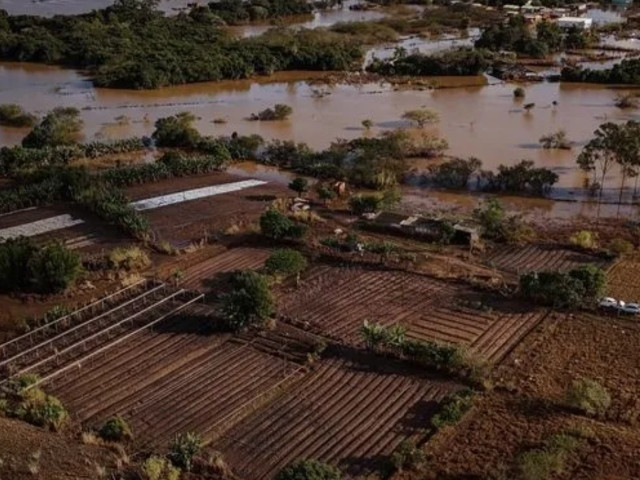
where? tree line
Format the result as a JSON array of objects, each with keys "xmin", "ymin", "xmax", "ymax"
[{"xmin": 0, "ymin": 0, "xmax": 363, "ymax": 89}]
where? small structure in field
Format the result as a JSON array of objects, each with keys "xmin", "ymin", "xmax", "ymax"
[
  {"xmin": 361, "ymin": 212, "xmax": 480, "ymax": 247},
  {"xmin": 556, "ymin": 17, "xmax": 593, "ymax": 29}
]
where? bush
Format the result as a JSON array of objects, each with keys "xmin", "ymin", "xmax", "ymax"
[
  {"xmin": 170, "ymin": 432, "xmax": 202, "ymax": 471},
  {"xmin": 98, "ymin": 416, "xmax": 133, "ymax": 442},
  {"xmin": 431, "ymin": 389, "xmax": 474, "ymax": 429},
  {"xmin": 275, "ymin": 459, "xmax": 342, "ymax": 480},
  {"xmin": 289, "ymin": 177, "xmax": 310, "ymax": 196},
  {"xmin": 367, "ymin": 47, "xmax": 492, "ymax": 76},
  {"xmin": 565, "ymin": 378, "xmax": 611, "ymax": 416},
  {"xmin": 142, "ymin": 456, "xmax": 180, "ymax": 480},
  {"xmin": 22, "ymin": 107, "xmax": 82, "ymax": 148},
  {"xmin": 108, "ymin": 247, "xmax": 151, "ymax": 271},
  {"xmin": 0, "ymin": 239, "xmax": 81, "ymax": 294},
  {"xmin": 27, "ymin": 242, "xmax": 83, "ymax": 294},
  {"xmin": 518, "ymin": 433, "xmax": 581, "ymax": 480},
  {"xmin": 13, "ymin": 388, "xmax": 68, "ymax": 431},
  {"xmin": 265, "ymin": 249, "xmax": 308, "ymax": 278},
  {"xmin": 390, "ymin": 439, "xmax": 425, "ymax": 472},
  {"xmin": 250, "ymin": 104, "xmax": 293, "ymax": 121},
  {"xmin": 519, "ymin": 266, "xmax": 605, "ymax": 309},
  {"xmin": 480, "ymin": 160, "xmax": 558, "ymax": 196},
  {"xmin": 539, "ymin": 130, "xmax": 571, "ymax": 150},
  {"xmin": 152, "ymin": 112, "xmax": 201, "ymax": 148},
  {"xmin": 402, "ymin": 109, "xmax": 439, "ymax": 128},
  {"xmin": 514, "ymin": 87, "xmax": 526, "ymax": 98},
  {"xmin": 260, "ymin": 209, "xmax": 307, "ymax": 240},
  {"xmin": 607, "ymin": 238, "xmax": 634, "ymax": 256},
  {"xmin": 0, "ymin": 104, "xmax": 37, "ymax": 127},
  {"xmin": 349, "ymin": 194, "xmax": 383, "ymax": 215},
  {"xmin": 427, "ymin": 157, "xmax": 482, "ymax": 189},
  {"xmin": 221, "ymin": 271, "xmax": 274, "ymax": 331},
  {"xmin": 569, "ymin": 230, "xmax": 598, "ymax": 251}
]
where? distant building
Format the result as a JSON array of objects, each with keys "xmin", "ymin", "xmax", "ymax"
[{"xmin": 556, "ymin": 16, "xmax": 593, "ymax": 29}]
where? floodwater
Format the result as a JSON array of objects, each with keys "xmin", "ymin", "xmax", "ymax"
[{"xmin": 2, "ymin": 61, "xmax": 640, "ymax": 208}]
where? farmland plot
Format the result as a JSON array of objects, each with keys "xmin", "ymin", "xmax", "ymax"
[
  {"xmin": 606, "ymin": 257, "xmax": 640, "ymax": 301},
  {"xmin": 279, "ymin": 265, "xmax": 547, "ymax": 363},
  {"xmin": 213, "ymin": 350, "xmax": 459, "ymax": 479},
  {"xmin": 484, "ymin": 244, "xmax": 610, "ymax": 275}
]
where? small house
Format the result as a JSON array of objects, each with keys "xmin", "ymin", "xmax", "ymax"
[{"xmin": 556, "ymin": 16, "xmax": 593, "ymax": 29}]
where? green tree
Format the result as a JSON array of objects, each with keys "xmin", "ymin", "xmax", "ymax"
[
  {"xmin": 349, "ymin": 194, "xmax": 383, "ymax": 215},
  {"xmin": 513, "ymin": 87, "xmax": 526, "ymax": 98},
  {"xmin": 22, "ymin": 107, "xmax": 82, "ymax": 148},
  {"xmin": 288, "ymin": 177, "xmax": 309, "ymax": 197},
  {"xmin": 169, "ymin": 432, "xmax": 202, "ymax": 471},
  {"xmin": 361, "ymin": 119, "xmax": 373, "ymax": 130},
  {"xmin": 315, "ymin": 183, "xmax": 337, "ymax": 205},
  {"xmin": 27, "ymin": 242, "xmax": 82, "ymax": 294},
  {"xmin": 152, "ymin": 112, "xmax": 201, "ymax": 148},
  {"xmin": 0, "ymin": 104, "xmax": 37, "ymax": 127},
  {"xmin": 259, "ymin": 209, "xmax": 307, "ymax": 240},
  {"xmin": 275, "ymin": 459, "xmax": 342, "ymax": 480},
  {"xmin": 402, "ymin": 109, "xmax": 439, "ymax": 128},
  {"xmin": 221, "ymin": 271, "xmax": 274, "ymax": 331},
  {"xmin": 265, "ymin": 249, "xmax": 307, "ymax": 279}
]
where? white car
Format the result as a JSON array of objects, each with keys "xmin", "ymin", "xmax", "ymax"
[
  {"xmin": 598, "ymin": 297, "xmax": 619, "ymax": 309},
  {"xmin": 619, "ymin": 303, "xmax": 640, "ymax": 315}
]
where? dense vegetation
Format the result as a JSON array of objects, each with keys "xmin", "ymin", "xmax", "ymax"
[
  {"xmin": 368, "ymin": 47, "xmax": 492, "ymax": 76},
  {"xmin": 0, "ymin": 238, "xmax": 82, "ymax": 294},
  {"xmin": 2, "ymin": 375, "xmax": 68, "ymax": 431},
  {"xmin": 519, "ymin": 265, "xmax": 606, "ymax": 309},
  {"xmin": 476, "ymin": 17, "xmax": 591, "ymax": 57},
  {"xmin": 22, "ymin": 108, "xmax": 83, "ymax": 149},
  {"xmin": 479, "ymin": 160, "xmax": 559, "ymax": 196},
  {"xmin": 276, "ymin": 460, "xmax": 342, "ymax": 480},
  {"xmin": 221, "ymin": 270, "xmax": 275, "ymax": 331},
  {"xmin": 561, "ymin": 58, "xmax": 640, "ymax": 85},
  {"xmin": 207, "ymin": 0, "xmax": 313, "ymax": 25},
  {"xmin": 0, "ymin": 1, "xmax": 363, "ymax": 89},
  {"xmin": 0, "ymin": 104, "xmax": 37, "ymax": 127}
]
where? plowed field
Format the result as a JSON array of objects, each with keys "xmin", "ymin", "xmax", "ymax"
[
  {"xmin": 279, "ymin": 265, "xmax": 547, "ymax": 363},
  {"xmin": 606, "ymin": 257, "xmax": 640, "ymax": 302},
  {"xmin": 484, "ymin": 244, "xmax": 610, "ymax": 275},
  {"xmin": 214, "ymin": 350, "xmax": 459, "ymax": 479}
]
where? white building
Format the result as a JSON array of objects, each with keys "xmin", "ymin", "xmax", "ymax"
[{"xmin": 556, "ymin": 17, "xmax": 593, "ymax": 30}]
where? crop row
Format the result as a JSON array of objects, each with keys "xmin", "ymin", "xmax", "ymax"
[{"xmin": 213, "ymin": 356, "xmax": 457, "ymax": 479}]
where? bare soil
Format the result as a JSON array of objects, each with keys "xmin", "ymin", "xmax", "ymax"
[{"xmin": 410, "ymin": 312, "xmax": 640, "ymax": 480}]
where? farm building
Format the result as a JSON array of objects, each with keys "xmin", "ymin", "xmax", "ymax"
[{"xmin": 361, "ymin": 212, "xmax": 480, "ymax": 247}]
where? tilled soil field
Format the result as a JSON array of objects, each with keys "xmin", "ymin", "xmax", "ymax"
[
  {"xmin": 47, "ymin": 317, "xmax": 315, "ymax": 448},
  {"xmin": 484, "ymin": 244, "xmax": 610, "ymax": 276},
  {"xmin": 279, "ymin": 264, "xmax": 547, "ymax": 363},
  {"xmin": 181, "ymin": 247, "xmax": 272, "ymax": 291},
  {"xmin": 125, "ymin": 173, "xmax": 286, "ymax": 248},
  {"xmin": 415, "ymin": 312, "xmax": 640, "ymax": 480},
  {"xmin": 606, "ymin": 256, "xmax": 640, "ymax": 302},
  {"xmin": 214, "ymin": 349, "xmax": 460, "ymax": 480}
]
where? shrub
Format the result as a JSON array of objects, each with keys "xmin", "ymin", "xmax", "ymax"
[
  {"xmin": 22, "ymin": 107, "xmax": 82, "ymax": 148},
  {"xmin": 390, "ymin": 439, "xmax": 425, "ymax": 471},
  {"xmin": 519, "ymin": 266, "xmax": 605, "ymax": 309},
  {"xmin": 170, "ymin": 432, "xmax": 202, "ymax": 471},
  {"xmin": 480, "ymin": 160, "xmax": 558, "ymax": 196},
  {"xmin": 539, "ymin": 130, "xmax": 571, "ymax": 150},
  {"xmin": 265, "ymin": 249, "xmax": 308, "ymax": 278},
  {"xmin": 260, "ymin": 209, "xmax": 307, "ymax": 240},
  {"xmin": 98, "ymin": 416, "xmax": 133, "ymax": 442},
  {"xmin": 432, "ymin": 389, "xmax": 474, "ymax": 429},
  {"xmin": 362, "ymin": 119, "xmax": 374, "ymax": 130},
  {"xmin": 14, "ymin": 388, "xmax": 68, "ymax": 431},
  {"xmin": 0, "ymin": 104, "xmax": 37, "ymax": 127},
  {"xmin": 569, "ymin": 230, "xmax": 598, "ymax": 251},
  {"xmin": 360, "ymin": 320, "xmax": 389, "ymax": 351},
  {"xmin": 518, "ymin": 433, "xmax": 581, "ymax": 480},
  {"xmin": 275, "ymin": 459, "xmax": 342, "ymax": 480},
  {"xmin": 607, "ymin": 238, "xmax": 634, "ymax": 256},
  {"xmin": 402, "ymin": 109, "xmax": 439, "ymax": 128},
  {"xmin": 250, "ymin": 104, "xmax": 293, "ymax": 121},
  {"xmin": 349, "ymin": 194, "xmax": 383, "ymax": 215},
  {"xmin": 427, "ymin": 157, "xmax": 482, "ymax": 189},
  {"xmin": 565, "ymin": 378, "xmax": 611, "ymax": 416},
  {"xmin": 221, "ymin": 271, "xmax": 274, "ymax": 331},
  {"xmin": 27, "ymin": 242, "xmax": 83, "ymax": 294},
  {"xmin": 108, "ymin": 246, "xmax": 151, "ymax": 271},
  {"xmin": 514, "ymin": 87, "xmax": 526, "ymax": 98},
  {"xmin": 0, "ymin": 239, "xmax": 81, "ymax": 294},
  {"xmin": 142, "ymin": 456, "xmax": 180, "ymax": 480},
  {"xmin": 289, "ymin": 177, "xmax": 310, "ymax": 196},
  {"xmin": 152, "ymin": 112, "xmax": 201, "ymax": 148}
]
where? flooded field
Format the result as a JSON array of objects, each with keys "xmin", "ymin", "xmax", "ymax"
[
  {"xmin": 0, "ymin": 0, "xmax": 207, "ymax": 16},
  {"xmin": 2, "ymin": 62, "xmax": 639, "ymax": 201}
]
